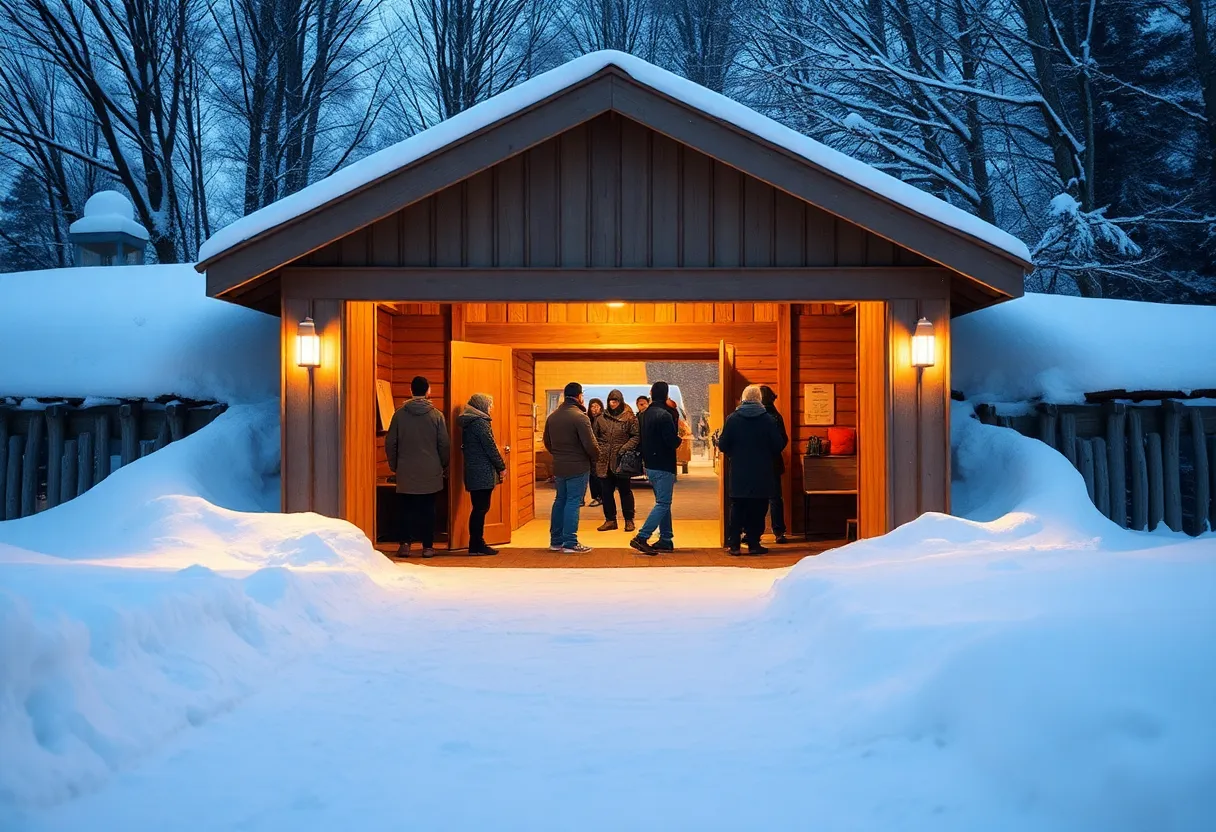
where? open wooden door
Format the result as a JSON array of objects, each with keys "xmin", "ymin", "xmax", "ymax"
[
  {"xmin": 449, "ymin": 341, "xmax": 515, "ymax": 550},
  {"xmin": 718, "ymin": 340, "xmax": 736, "ymax": 547}
]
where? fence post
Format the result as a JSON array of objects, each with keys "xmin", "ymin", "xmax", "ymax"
[
  {"xmin": 94, "ymin": 413, "xmax": 111, "ymax": 485},
  {"xmin": 77, "ymin": 432, "xmax": 93, "ymax": 496},
  {"xmin": 1163, "ymin": 401, "xmax": 1183, "ymax": 532},
  {"xmin": 1092, "ymin": 436, "xmax": 1110, "ymax": 518},
  {"xmin": 1105, "ymin": 403, "xmax": 1127, "ymax": 527},
  {"xmin": 1147, "ymin": 432, "xmax": 1164, "ymax": 531},
  {"xmin": 21, "ymin": 413, "xmax": 44, "ymax": 517},
  {"xmin": 154, "ymin": 418, "xmax": 170, "ymax": 451},
  {"xmin": 1078, "ymin": 438, "xmax": 1096, "ymax": 504},
  {"xmin": 1060, "ymin": 412, "xmax": 1078, "ymax": 468},
  {"xmin": 119, "ymin": 402, "xmax": 141, "ymax": 467},
  {"xmin": 45, "ymin": 404, "xmax": 66, "ymax": 510},
  {"xmin": 1191, "ymin": 409, "xmax": 1210, "ymax": 535},
  {"xmin": 139, "ymin": 440, "xmax": 156, "ymax": 458},
  {"xmin": 5, "ymin": 434, "xmax": 23, "ymax": 520},
  {"xmin": 1128, "ymin": 409, "xmax": 1148, "ymax": 531},
  {"xmin": 1038, "ymin": 403, "xmax": 1058, "ymax": 449},
  {"xmin": 0, "ymin": 410, "xmax": 7, "ymax": 514},
  {"xmin": 61, "ymin": 438, "xmax": 77, "ymax": 504},
  {"xmin": 166, "ymin": 402, "xmax": 186, "ymax": 442}
]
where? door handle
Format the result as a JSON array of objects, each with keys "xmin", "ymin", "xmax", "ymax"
[{"xmin": 504, "ymin": 445, "xmax": 511, "ymax": 453}]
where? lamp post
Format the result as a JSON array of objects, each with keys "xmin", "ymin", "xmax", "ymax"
[
  {"xmin": 911, "ymin": 317, "xmax": 935, "ymax": 369},
  {"xmin": 297, "ymin": 317, "xmax": 321, "ymax": 368}
]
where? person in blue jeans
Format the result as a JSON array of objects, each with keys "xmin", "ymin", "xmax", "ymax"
[
  {"xmin": 631, "ymin": 381, "xmax": 682, "ymax": 555},
  {"xmin": 542, "ymin": 382, "xmax": 600, "ymax": 553}
]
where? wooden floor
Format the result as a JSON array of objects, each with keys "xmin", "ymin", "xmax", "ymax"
[{"xmin": 377, "ymin": 539, "xmax": 843, "ymax": 569}]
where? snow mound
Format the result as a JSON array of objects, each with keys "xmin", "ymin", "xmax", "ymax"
[
  {"xmin": 0, "ymin": 403, "xmax": 412, "ymax": 809},
  {"xmin": 954, "ymin": 293, "xmax": 1216, "ymax": 403},
  {"xmin": 199, "ymin": 51, "xmax": 1029, "ymax": 266},
  {"xmin": 764, "ymin": 402, "xmax": 1216, "ymax": 827},
  {"xmin": 68, "ymin": 191, "xmax": 149, "ymax": 241},
  {"xmin": 0, "ymin": 265, "xmax": 277, "ymax": 403}
]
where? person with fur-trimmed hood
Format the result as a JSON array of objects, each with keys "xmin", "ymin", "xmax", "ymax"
[
  {"xmin": 593, "ymin": 389, "xmax": 640, "ymax": 532},
  {"xmin": 457, "ymin": 393, "xmax": 507, "ymax": 555}
]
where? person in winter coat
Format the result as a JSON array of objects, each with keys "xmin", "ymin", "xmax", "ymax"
[
  {"xmin": 760, "ymin": 385, "xmax": 790, "ymax": 544},
  {"xmin": 630, "ymin": 381, "xmax": 682, "ymax": 555},
  {"xmin": 718, "ymin": 384, "xmax": 788, "ymax": 555},
  {"xmin": 542, "ymin": 382, "xmax": 600, "ymax": 553},
  {"xmin": 593, "ymin": 389, "xmax": 640, "ymax": 532},
  {"xmin": 586, "ymin": 397, "xmax": 605, "ymax": 507},
  {"xmin": 457, "ymin": 393, "xmax": 507, "ymax": 555},
  {"xmin": 385, "ymin": 375, "xmax": 450, "ymax": 558}
]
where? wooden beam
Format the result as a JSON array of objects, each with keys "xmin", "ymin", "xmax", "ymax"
[
  {"xmin": 204, "ymin": 75, "xmax": 616, "ymax": 296},
  {"xmin": 856, "ymin": 302, "xmax": 890, "ymax": 537},
  {"xmin": 281, "ymin": 267, "xmax": 952, "ymax": 302},
  {"xmin": 777, "ymin": 303, "xmax": 795, "ymax": 532},
  {"xmin": 462, "ymin": 321, "xmax": 775, "ymax": 350}
]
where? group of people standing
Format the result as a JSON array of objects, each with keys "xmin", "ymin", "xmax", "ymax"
[
  {"xmin": 384, "ymin": 374, "xmax": 788, "ymax": 559},
  {"xmin": 541, "ymin": 381, "xmax": 682, "ymax": 554}
]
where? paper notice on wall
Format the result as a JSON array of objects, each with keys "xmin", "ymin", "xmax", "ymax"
[{"xmin": 803, "ymin": 383, "xmax": 835, "ymax": 425}]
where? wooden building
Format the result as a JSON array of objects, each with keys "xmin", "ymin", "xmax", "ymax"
[{"xmin": 195, "ymin": 52, "xmax": 1029, "ymax": 549}]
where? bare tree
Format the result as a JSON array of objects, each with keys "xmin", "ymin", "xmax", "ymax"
[
  {"xmin": 662, "ymin": 0, "xmax": 746, "ymax": 92},
  {"xmin": 564, "ymin": 0, "xmax": 663, "ymax": 59}
]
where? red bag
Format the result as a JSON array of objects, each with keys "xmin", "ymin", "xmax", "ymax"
[{"xmin": 828, "ymin": 426, "xmax": 856, "ymax": 455}]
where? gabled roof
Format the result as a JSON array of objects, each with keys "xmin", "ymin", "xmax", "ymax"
[{"xmin": 197, "ymin": 51, "xmax": 1031, "ymax": 301}]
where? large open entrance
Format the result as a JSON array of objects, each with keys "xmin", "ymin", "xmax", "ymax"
[{"xmin": 370, "ymin": 301, "xmax": 860, "ymax": 566}]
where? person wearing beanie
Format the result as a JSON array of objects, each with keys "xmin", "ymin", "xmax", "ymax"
[
  {"xmin": 385, "ymin": 375, "xmax": 450, "ymax": 558},
  {"xmin": 542, "ymin": 381, "xmax": 599, "ymax": 553},
  {"xmin": 592, "ymin": 389, "xmax": 640, "ymax": 532},
  {"xmin": 457, "ymin": 392, "xmax": 507, "ymax": 555},
  {"xmin": 631, "ymin": 380, "xmax": 682, "ymax": 555},
  {"xmin": 760, "ymin": 385, "xmax": 790, "ymax": 544}
]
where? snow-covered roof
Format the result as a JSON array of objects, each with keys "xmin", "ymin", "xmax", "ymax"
[
  {"xmin": 0, "ymin": 265, "xmax": 278, "ymax": 403},
  {"xmin": 69, "ymin": 190, "xmax": 150, "ymax": 241},
  {"xmin": 198, "ymin": 51, "xmax": 1031, "ymax": 266},
  {"xmin": 954, "ymin": 293, "xmax": 1216, "ymax": 403}
]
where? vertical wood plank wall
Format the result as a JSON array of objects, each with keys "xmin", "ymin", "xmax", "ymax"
[
  {"xmin": 792, "ymin": 304, "xmax": 859, "ymax": 535},
  {"xmin": 514, "ymin": 352, "xmax": 536, "ymax": 527}
]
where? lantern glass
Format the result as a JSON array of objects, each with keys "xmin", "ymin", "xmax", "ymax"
[
  {"xmin": 606, "ymin": 301, "xmax": 625, "ymax": 308},
  {"xmin": 911, "ymin": 317, "xmax": 935, "ymax": 368},
  {"xmin": 297, "ymin": 317, "xmax": 321, "ymax": 368}
]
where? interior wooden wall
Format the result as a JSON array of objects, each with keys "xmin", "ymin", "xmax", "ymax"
[
  {"xmin": 514, "ymin": 352, "xmax": 536, "ymax": 527},
  {"xmin": 792, "ymin": 303, "xmax": 858, "ymax": 535},
  {"xmin": 463, "ymin": 302, "xmax": 780, "ymax": 325}
]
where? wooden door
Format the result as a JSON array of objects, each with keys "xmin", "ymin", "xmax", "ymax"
[
  {"xmin": 718, "ymin": 341, "xmax": 736, "ymax": 547},
  {"xmin": 449, "ymin": 341, "xmax": 515, "ymax": 549}
]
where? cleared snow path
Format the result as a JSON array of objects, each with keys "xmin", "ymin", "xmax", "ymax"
[{"xmin": 10, "ymin": 567, "xmax": 1010, "ymax": 831}]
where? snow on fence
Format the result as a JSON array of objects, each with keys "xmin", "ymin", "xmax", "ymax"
[
  {"xmin": 975, "ymin": 400, "xmax": 1215, "ymax": 535},
  {"xmin": 0, "ymin": 399, "xmax": 227, "ymax": 520}
]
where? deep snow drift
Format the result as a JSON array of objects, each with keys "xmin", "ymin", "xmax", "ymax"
[
  {"xmin": 953, "ymin": 293, "xmax": 1216, "ymax": 403},
  {"xmin": 1, "ymin": 402, "xmax": 1211, "ymax": 829},
  {"xmin": 0, "ymin": 265, "xmax": 278, "ymax": 402}
]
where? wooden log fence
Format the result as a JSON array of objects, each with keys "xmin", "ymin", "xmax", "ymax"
[
  {"xmin": 0, "ymin": 399, "xmax": 226, "ymax": 521},
  {"xmin": 977, "ymin": 400, "xmax": 1216, "ymax": 535}
]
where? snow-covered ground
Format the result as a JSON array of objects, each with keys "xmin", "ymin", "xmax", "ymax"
[{"xmin": 1, "ymin": 399, "xmax": 1212, "ymax": 830}]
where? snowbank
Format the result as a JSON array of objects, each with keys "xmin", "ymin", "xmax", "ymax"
[
  {"xmin": 0, "ymin": 265, "xmax": 277, "ymax": 403},
  {"xmin": 954, "ymin": 293, "xmax": 1216, "ymax": 403},
  {"xmin": 0, "ymin": 403, "xmax": 410, "ymax": 809},
  {"xmin": 198, "ymin": 51, "xmax": 1030, "ymax": 266}
]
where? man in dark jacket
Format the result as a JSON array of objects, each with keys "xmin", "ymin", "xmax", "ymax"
[
  {"xmin": 760, "ymin": 385, "xmax": 790, "ymax": 544},
  {"xmin": 630, "ymin": 381, "xmax": 682, "ymax": 555},
  {"xmin": 719, "ymin": 384, "xmax": 788, "ymax": 555},
  {"xmin": 457, "ymin": 392, "xmax": 507, "ymax": 555},
  {"xmin": 385, "ymin": 375, "xmax": 450, "ymax": 558},
  {"xmin": 542, "ymin": 382, "xmax": 599, "ymax": 553}
]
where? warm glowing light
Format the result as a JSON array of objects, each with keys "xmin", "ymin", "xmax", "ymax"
[
  {"xmin": 297, "ymin": 317, "xmax": 321, "ymax": 368},
  {"xmin": 606, "ymin": 301, "xmax": 625, "ymax": 308},
  {"xmin": 911, "ymin": 317, "xmax": 935, "ymax": 368}
]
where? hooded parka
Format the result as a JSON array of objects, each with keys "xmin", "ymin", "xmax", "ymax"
[{"xmin": 593, "ymin": 390, "xmax": 640, "ymax": 478}]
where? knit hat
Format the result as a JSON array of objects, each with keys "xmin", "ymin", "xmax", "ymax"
[
  {"xmin": 650, "ymin": 381, "xmax": 669, "ymax": 403},
  {"xmin": 467, "ymin": 393, "xmax": 493, "ymax": 413}
]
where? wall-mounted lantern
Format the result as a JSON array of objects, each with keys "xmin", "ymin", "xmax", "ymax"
[
  {"xmin": 911, "ymin": 317, "xmax": 936, "ymax": 368},
  {"xmin": 606, "ymin": 301, "xmax": 625, "ymax": 308},
  {"xmin": 297, "ymin": 317, "xmax": 321, "ymax": 368}
]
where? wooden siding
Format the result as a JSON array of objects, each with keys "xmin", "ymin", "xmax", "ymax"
[
  {"xmin": 342, "ymin": 302, "xmax": 377, "ymax": 541},
  {"xmin": 463, "ymin": 301, "xmax": 778, "ymax": 326},
  {"xmin": 302, "ymin": 114, "xmax": 932, "ymax": 273},
  {"xmin": 792, "ymin": 304, "xmax": 858, "ymax": 535},
  {"xmin": 514, "ymin": 351, "xmax": 536, "ymax": 527}
]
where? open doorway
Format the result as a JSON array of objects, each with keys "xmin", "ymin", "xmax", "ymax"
[{"xmin": 371, "ymin": 301, "xmax": 859, "ymax": 566}]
